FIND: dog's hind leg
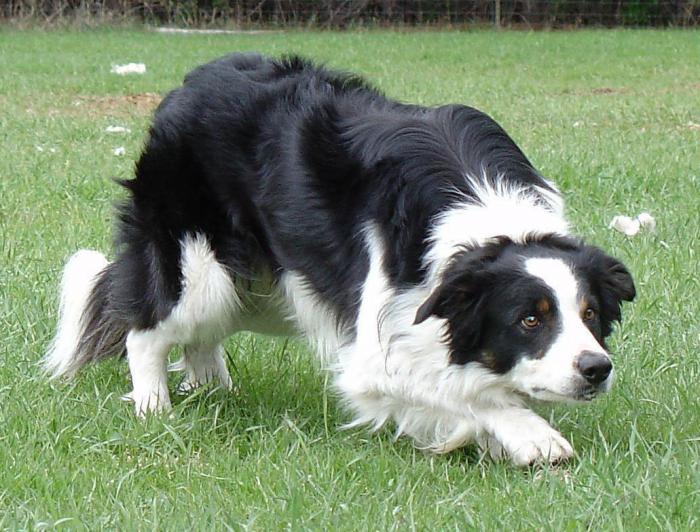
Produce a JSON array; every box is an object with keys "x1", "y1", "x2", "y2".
[
  {"x1": 119, "y1": 232, "x2": 241, "y2": 415},
  {"x1": 125, "y1": 328, "x2": 174, "y2": 416},
  {"x1": 162, "y1": 232, "x2": 240, "y2": 399},
  {"x1": 170, "y1": 342, "x2": 233, "y2": 395}
]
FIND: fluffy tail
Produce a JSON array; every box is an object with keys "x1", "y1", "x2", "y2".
[{"x1": 43, "y1": 250, "x2": 128, "y2": 379}]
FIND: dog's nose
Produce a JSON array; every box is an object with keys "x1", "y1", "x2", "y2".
[{"x1": 576, "y1": 351, "x2": 612, "y2": 385}]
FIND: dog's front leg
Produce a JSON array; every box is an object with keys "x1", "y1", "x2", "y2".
[{"x1": 473, "y1": 406, "x2": 574, "y2": 466}]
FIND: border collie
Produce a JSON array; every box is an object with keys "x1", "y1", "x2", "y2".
[{"x1": 44, "y1": 53, "x2": 635, "y2": 465}]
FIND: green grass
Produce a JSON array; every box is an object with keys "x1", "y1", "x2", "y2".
[{"x1": 1, "y1": 27, "x2": 699, "y2": 530}]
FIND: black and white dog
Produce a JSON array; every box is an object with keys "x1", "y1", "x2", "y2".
[{"x1": 45, "y1": 53, "x2": 635, "y2": 465}]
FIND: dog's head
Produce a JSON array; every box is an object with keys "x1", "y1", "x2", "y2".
[{"x1": 414, "y1": 235, "x2": 635, "y2": 402}]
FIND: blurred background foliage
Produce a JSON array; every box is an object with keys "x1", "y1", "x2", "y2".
[{"x1": 3, "y1": 0, "x2": 699, "y2": 27}]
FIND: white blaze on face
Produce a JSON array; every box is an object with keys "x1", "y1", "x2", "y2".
[{"x1": 509, "y1": 257, "x2": 611, "y2": 401}]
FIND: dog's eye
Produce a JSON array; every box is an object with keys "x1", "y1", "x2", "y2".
[
  {"x1": 521, "y1": 315, "x2": 541, "y2": 329},
  {"x1": 583, "y1": 308, "x2": 596, "y2": 321}
]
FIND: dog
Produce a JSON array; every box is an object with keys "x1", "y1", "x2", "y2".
[{"x1": 44, "y1": 53, "x2": 635, "y2": 465}]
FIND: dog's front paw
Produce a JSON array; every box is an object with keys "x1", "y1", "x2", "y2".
[
  {"x1": 481, "y1": 411, "x2": 574, "y2": 466},
  {"x1": 503, "y1": 426, "x2": 574, "y2": 466}
]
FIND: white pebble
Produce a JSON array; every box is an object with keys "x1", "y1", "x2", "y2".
[
  {"x1": 609, "y1": 212, "x2": 656, "y2": 236},
  {"x1": 610, "y1": 215, "x2": 641, "y2": 236},
  {"x1": 637, "y1": 212, "x2": 656, "y2": 231},
  {"x1": 110, "y1": 63, "x2": 146, "y2": 75},
  {"x1": 105, "y1": 125, "x2": 131, "y2": 134}
]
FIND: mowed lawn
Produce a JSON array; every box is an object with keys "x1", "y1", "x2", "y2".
[{"x1": 0, "y1": 28, "x2": 699, "y2": 529}]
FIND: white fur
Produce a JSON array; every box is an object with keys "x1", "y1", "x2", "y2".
[
  {"x1": 43, "y1": 249, "x2": 109, "y2": 379},
  {"x1": 170, "y1": 343, "x2": 232, "y2": 395},
  {"x1": 125, "y1": 327, "x2": 173, "y2": 415},
  {"x1": 475, "y1": 406, "x2": 574, "y2": 465},
  {"x1": 169, "y1": 233, "x2": 241, "y2": 344},
  {"x1": 280, "y1": 271, "x2": 346, "y2": 364},
  {"x1": 425, "y1": 178, "x2": 568, "y2": 281}
]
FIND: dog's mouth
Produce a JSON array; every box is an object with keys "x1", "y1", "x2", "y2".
[
  {"x1": 520, "y1": 371, "x2": 615, "y2": 403},
  {"x1": 526, "y1": 385, "x2": 604, "y2": 403},
  {"x1": 572, "y1": 388, "x2": 600, "y2": 402}
]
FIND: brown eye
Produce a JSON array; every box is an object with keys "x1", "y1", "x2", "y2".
[
  {"x1": 521, "y1": 315, "x2": 541, "y2": 329},
  {"x1": 583, "y1": 308, "x2": 596, "y2": 321}
]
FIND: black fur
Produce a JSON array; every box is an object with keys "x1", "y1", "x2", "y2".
[{"x1": 71, "y1": 263, "x2": 128, "y2": 375}]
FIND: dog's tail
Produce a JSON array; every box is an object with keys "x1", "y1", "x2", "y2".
[{"x1": 43, "y1": 250, "x2": 128, "y2": 379}]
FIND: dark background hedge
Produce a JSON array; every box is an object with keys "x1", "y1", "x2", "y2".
[{"x1": 3, "y1": 0, "x2": 699, "y2": 27}]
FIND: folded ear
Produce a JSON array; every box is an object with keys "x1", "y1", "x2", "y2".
[
  {"x1": 414, "y1": 285, "x2": 448, "y2": 325},
  {"x1": 413, "y1": 241, "x2": 506, "y2": 326},
  {"x1": 583, "y1": 246, "x2": 636, "y2": 335},
  {"x1": 603, "y1": 258, "x2": 636, "y2": 303},
  {"x1": 413, "y1": 258, "x2": 495, "y2": 365},
  {"x1": 414, "y1": 268, "x2": 487, "y2": 328}
]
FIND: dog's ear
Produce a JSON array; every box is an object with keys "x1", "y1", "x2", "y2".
[
  {"x1": 602, "y1": 257, "x2": 636, "y2": 303},
  {"x1": 583, "y1": 246, "x2": 636, "y2": 334},
  {"x1": 414, "y1": 285, "x2": 449, "y2": 325},
  {"x1": 414, "y1": 241, "x2": 507, "y2": 325},
  {"x1": 413, "y1": 271, "x2": 489, "y2": 329},
  {"x1": 413, "y1": 252, "x2": 497, "y2": 364}
]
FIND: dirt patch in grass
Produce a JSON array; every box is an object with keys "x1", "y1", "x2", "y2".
[
  {"x1": 590, "y1": 87, "x2": 629, "y2": 95},
  {"x1": 71, "y1": 93, "x2": 162, "y2": 117},
  {"x1": 562, "y1": 83, "x2": 699, "y2": 97},
  {"x1": 560, "y1": 86, "x2": 630, "y2": 97},
  {"x1": 18, "y1": 92, "x2": 163, "y2": 119}
]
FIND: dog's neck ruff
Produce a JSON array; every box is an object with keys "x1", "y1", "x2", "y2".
[{"x1": 424, "y1": 180, "x2": 569, "y2": 282}]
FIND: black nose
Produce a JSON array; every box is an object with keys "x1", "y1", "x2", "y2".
[{"x1": 576, "y1": 351, "x2": 612, "y2": 385}]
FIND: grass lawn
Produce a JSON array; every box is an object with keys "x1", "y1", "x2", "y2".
[{"x1": 1, "y1": 27, "x2": 699, "y2": 529}]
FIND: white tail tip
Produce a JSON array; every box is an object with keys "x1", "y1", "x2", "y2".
[{"x1": 43, "y1": 249, "x2": 109, "y2": 379}]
